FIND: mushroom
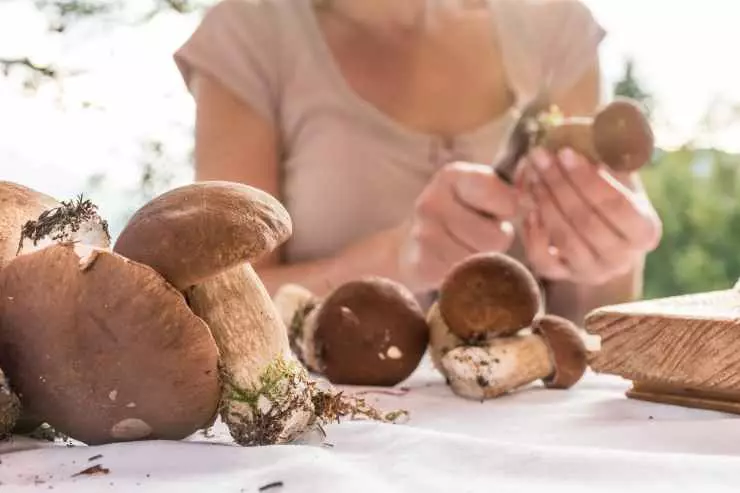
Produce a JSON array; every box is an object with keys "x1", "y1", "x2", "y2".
[
  {"x1": 273, "y1": 277, "x2": 430, "y2": 387},
  {"x1": 495, "y1": 97, "x2": 654, "y2": 182},
  {"x1": 439, "y1": 314, "x2": 591, "y2": 400},
  {"x1": 0, "y1": 367, "x2": 20, "y2": 439},
  {"x1": 1, "y1": 181, "x2": 60, "y2": 268},
  {"x1": 428, "y1": 252, "x2": 542, "y2": 373},
  {"x1": 113, "y1": 181, "x2": 403, "y2": 446},
  {"x1": 0, "y1": 242, "x2": 221, "y2": 445},
  {"x1": 0, "y1": 182, "x2": 111, "y2": 436}
]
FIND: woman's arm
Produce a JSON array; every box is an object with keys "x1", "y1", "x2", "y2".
[{"x1": 192, "y1": 73, "x2": 404, "y2": 297}]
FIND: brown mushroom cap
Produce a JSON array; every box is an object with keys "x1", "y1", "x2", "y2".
[
  {"x1": 113, "y1": 181, "x2": 292, "y2": 290},
  {"x1": 531, "y1": 314, "x2": 588, "y2": 389},
  {"x1": 438, "y1": 253, "x2": 541, "y2": 341},
  {"x1": 312, "y1": 277, "x2": 429, "y2": 386},
  {"x1": 0, "y1": 181, "x2": 59, "y2": 269},
  {"x1": 0, "y1": 243, "x2": 221, "y2": 445},
  {"x1": 592, "y1": 98, "x2": 654, "y2": 172}
]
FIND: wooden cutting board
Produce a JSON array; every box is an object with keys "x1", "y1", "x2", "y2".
[{"x1": 584, "y1": 279, "x2": 740, "y2": 414}]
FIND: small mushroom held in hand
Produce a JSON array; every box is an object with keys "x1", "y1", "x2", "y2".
[
  {"x1": 440, "y1": 314, "x2": 590, "y2": 400},
  {"x1": 273, "y1": 278, "x2": 429, "y2": 387},
  {"x1": 496, "y1": 97, "x2": 654, "y2": 182},
  {"x1": 427, "y1": 252, "x2": 542, "y2": 373}
]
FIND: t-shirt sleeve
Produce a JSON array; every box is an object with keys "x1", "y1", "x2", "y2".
[
  {"x1": 173, "y1": 0, "x2": 279, "y2": 125},
  {"x1": 495, "y1": 0, "x2": 607, "y2": 103}
]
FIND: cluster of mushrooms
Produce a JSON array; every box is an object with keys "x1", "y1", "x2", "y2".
[
  {"x1": 275, "y1": 253, "x2": 601, "y2": 402},
  {"x1": 0, "y1": 180, "x2": 404, "y2": 447},
  {"x1": 0, "y1": 96, "x2": 651, "y2": 446}
]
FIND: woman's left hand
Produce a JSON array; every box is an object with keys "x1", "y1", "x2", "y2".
[{"x1": 516, "y1": 146, "x2": 662, "y2": 285}]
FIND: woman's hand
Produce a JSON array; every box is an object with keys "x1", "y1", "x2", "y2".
[
  {"x1": 393, "y1": 161, "x2": 520, "y2": 292},
  {"x1": 517, "y1": 147, "x2": 662, "y2": 285}
]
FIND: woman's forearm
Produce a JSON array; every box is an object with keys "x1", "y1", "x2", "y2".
[{"x1": 256, "y1": 225, "x2": 404, "y2": 298}]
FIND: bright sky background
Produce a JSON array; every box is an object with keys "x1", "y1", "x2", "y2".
[{"x1": 1, "y1": 0, "x2": 739, "y2": 230}]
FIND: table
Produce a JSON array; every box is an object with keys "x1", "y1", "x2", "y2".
[{"x1": 3, "y1": 358, "x2": 740, "y2": 492}]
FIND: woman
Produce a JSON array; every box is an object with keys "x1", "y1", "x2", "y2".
[{"x1": 173, "y1": 0, "x2": 662, "y2": 324}]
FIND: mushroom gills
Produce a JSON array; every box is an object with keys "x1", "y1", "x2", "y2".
[{"x1": 440, "y1": 334, "x2": 553, "y2": 400}]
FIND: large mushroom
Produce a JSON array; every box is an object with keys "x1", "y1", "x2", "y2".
[
  {"x1": 0, "y1": 182, "x2": 111, "y2": 436},
  {"x1": 273, "y1": 277, "x2": 429, "y2": 387},
  {"x1": 113, "y1": 181, "x2": 403, "y2": 446},
  {"x1": 0, "y1": 243, "x2": 220, "y2": 444}
]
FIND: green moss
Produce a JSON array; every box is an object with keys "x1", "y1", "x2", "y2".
[{"x1": 218, "y1": 357, "x2": 409, "y2": 447}]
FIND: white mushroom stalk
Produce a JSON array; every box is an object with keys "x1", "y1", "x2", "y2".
[
  {"x1": 187, "y1": 265, "x2": 318, "y2": 445},
  {"x1": 17, "y1": 195, "x2": 111, "y2": 255},
  {"x1": 272, "y1": 283, "x2": 323, "y2": 373},
  {"x1": 441, "y1": 333, "x2": 553, "y2": 400}
]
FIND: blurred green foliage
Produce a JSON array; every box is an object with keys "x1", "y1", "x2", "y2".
[{"x1": 613, "y1": 59, "x2": 740, "y2": 298}]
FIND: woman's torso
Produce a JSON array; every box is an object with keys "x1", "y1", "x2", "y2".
[{"x1": 174, "y1": 0, "x2": 606, "y2": 265}]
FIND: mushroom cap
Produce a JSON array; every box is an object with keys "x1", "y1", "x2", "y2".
[
  {"x1": 438, "y1": 253, "x2": 541, "y2": 341},
  {"x1": 0, "y1": 243, "x2": 221, "y2": 445},
  {"x1": 113, "y1": 181, "x2": 292, "y2": 290},
  {"x1": 313, "y1": 277, "x2": 429, "y2": 386},
  {"x1": 531, "y1": 314, "x2": 588, "y2": 389},
  {"x1": 592, "y1": 98, "x2": 654, "y2": 172},
  {"x1": 0, "y1": 181, "x2": 59, "y2": 269}
]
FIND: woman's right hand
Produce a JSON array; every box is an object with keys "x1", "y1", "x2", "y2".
[{"x1": 392, "y1": 161, "x2": 522, "y2": 292}]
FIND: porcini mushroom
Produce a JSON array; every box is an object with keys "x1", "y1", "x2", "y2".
[
  {"x1": 0, "y1": 182, "x2": 111, "y2": 436},
  {"x1": 113, "y1": 181, "x2": 403, "y2": 446},
  {"x1": 427, "y1": 252, "x2": 542, "y2": 374},
  {"x1": 0, "y1": 243, "x2": 221, "y2": 445},
  {"x1": 440, "y1": 314, "x2": 590, "y2": 400},
  {"x1": 273, "y1": 277, "x2": 429, "y2": 387},
  {"x1": 0, "y1": 367, "x2": 20, "y2": 439},
  {"x1": 495, "y1": 97, "x2": 654, "y2": 182}
]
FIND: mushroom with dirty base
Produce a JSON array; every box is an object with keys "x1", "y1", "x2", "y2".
[
  {"x1": 114, "y1": 181, "x2": 406, "y2": 446},
  {"x1": 273, "y1": 277, "x2": 429, "y2": 387}
]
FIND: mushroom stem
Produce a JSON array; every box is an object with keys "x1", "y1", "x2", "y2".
[
  {"x1": 186, "y1": 264, "x2": 317, "y2": 446},
  {"x1": 272, "y1": 284, "x2": 322, "y2": 373},
  {"x1": 0, "y1": 368, "x2": 21, "y2": 439},
  {"x1": 440, "y1": 333, "x2": 553, "y2": 400},
  {"x1": 427, "y1": 302, "x2": 464, "y2": 374}
]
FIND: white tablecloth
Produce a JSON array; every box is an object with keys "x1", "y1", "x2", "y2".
[{"x1": 3, "y1": 358, "x2": 740, "y2": 492}]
